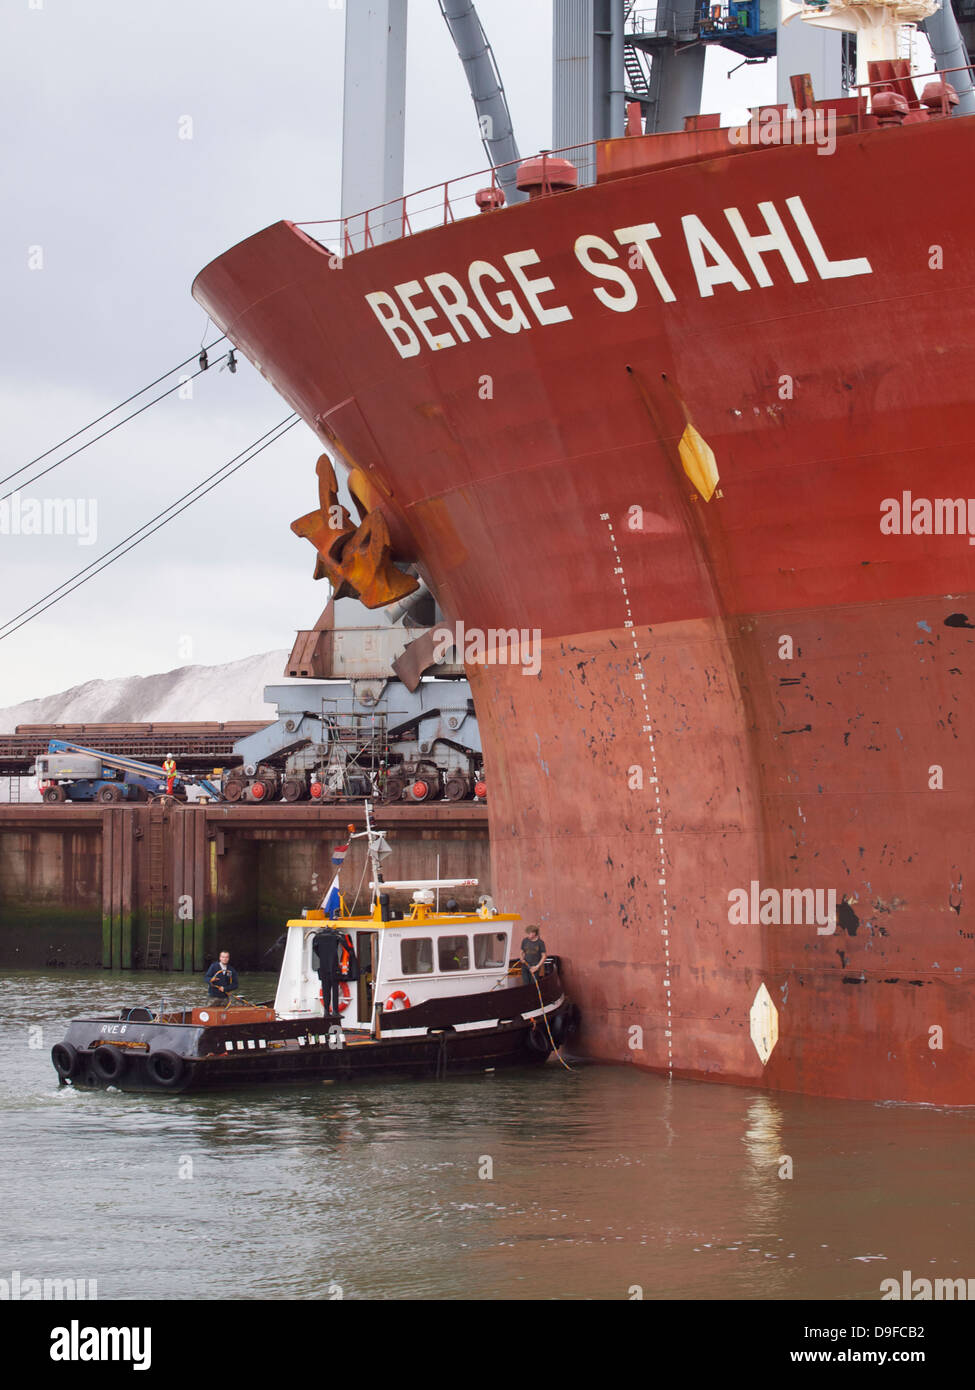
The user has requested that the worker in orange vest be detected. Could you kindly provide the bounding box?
[163,754,177,796]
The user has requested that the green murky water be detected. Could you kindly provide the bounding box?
[3,970,974,1300]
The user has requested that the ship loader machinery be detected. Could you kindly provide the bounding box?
[34,741,222,805]
[220,588,486,806]
[226,366,487,802]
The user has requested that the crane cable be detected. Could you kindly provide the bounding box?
[1,337,228,486]
[0,414,301,643]
[0,347,234,504]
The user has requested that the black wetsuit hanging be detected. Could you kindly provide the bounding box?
[313,931,342,1018]
[313,931,360,1018]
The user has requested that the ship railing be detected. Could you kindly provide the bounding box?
[296,61,974,256]
[296,141,599,256]
[151,995,195,1023]
[853,63,975,127]
[630,4,704,35]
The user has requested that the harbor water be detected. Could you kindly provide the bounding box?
[4,969,974,1302]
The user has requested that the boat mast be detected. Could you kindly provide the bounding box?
[359,800,385,911]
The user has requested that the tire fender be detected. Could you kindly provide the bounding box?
[51,1041,79,1079]
[91,1044,127,1083]
[146,1050,187,1088]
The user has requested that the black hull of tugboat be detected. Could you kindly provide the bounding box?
[51,975,577,1094]
[55,1019,565,1093]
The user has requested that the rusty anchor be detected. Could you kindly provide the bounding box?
[291,453,419,609]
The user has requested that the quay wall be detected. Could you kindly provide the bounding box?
[0,804,490,971]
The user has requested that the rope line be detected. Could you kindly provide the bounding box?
[0,414,300,642]
[530,969,574,1071]
[1,338,229,493]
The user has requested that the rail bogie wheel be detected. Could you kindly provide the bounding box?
[281,777,304,803]
[443,776,468,802]
[223,780,244,803]
[383,778,405,804]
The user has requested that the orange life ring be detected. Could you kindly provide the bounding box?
[384,990,411,1012]
[319,982,351,1012]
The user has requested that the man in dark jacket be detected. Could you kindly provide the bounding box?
[313,928,359,1022]
[205,951,238,1002]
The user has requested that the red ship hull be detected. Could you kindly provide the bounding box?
[194,113,975,1102]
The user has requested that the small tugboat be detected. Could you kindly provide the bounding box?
[51,806,577,1092]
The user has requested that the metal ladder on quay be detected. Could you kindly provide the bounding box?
[144,810,166,969]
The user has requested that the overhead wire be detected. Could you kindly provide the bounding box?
[0,348,234,504]
[0,337,228,492]
[0,414,301,643]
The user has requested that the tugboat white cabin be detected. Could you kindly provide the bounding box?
[276,884,535,1033]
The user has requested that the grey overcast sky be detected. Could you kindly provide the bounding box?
[0,0,776,710]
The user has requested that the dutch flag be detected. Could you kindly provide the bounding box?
[331,840,349,867]
[321,873,341,919]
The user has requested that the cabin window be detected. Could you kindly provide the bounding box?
[438,935,470,971]
[401,938,433,974]
[474,932,508,968]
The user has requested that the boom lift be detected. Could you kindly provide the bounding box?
[35,740,222,805]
